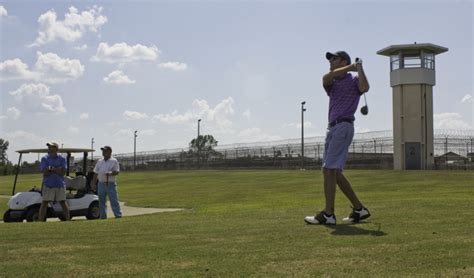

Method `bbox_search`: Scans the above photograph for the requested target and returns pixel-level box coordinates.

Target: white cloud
[237,128,282,142]
[355,127,371,133]
[4,130,48,147]
[461,94,472,104]
[74,44,88,50]
[103,70,136,84]
[242,109,251,120]
[159,62,187,71]
[31,6,107,47]
[113,129,133,140]
[79,113,89,120]
[0,59,36,81]
[434,113,472,130]
[68,126,79,133]
[123,110,148,120]
[0,52,84,83]
[282,121,313,129]
[92,42,160,64]
[0,5,7,17]
[141,129,157,136]
[154,97,235,128]
[6,107,21,120]
[34,52,84,83]
[153,110,195,124]
[9,83,66,114]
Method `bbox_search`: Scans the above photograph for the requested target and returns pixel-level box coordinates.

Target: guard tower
[377,43,448,170]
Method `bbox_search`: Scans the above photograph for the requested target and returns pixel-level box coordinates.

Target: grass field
[1,170,473,276]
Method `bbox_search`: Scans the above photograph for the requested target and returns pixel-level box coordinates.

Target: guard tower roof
[377,43,448,56]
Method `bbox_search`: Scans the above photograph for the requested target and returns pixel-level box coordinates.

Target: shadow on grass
[326,222,387,237]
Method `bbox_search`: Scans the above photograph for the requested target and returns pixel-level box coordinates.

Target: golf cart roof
[17,148,95,154]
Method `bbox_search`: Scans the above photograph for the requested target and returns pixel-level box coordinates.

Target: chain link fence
[112,130,473,171]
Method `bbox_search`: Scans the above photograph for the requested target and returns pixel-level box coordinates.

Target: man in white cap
[39,142,70,221]
[91,145,122,219]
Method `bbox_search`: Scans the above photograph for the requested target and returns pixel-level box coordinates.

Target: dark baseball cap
[100,145,112,152]
[326,51,351,64]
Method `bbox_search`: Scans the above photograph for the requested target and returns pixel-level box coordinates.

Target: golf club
[361,93,368,115]
[355,57,369,116]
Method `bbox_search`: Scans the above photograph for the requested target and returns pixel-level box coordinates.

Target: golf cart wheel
[86,201,100,220]
[3,210,22,223]
[25,207,40,222]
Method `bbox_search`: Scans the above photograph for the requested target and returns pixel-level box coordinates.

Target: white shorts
[42,186,66,202]
[323,122,355,171]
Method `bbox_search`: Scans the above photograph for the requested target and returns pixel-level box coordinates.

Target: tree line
[0,138,15,175]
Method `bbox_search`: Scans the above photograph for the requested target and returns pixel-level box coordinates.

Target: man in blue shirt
[38,142,70,221]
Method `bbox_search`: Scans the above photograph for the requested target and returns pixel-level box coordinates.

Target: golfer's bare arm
[357,64,369,93]
[322,64,356,89]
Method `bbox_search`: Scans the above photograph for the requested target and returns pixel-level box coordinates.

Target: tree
[189,135,219,162]
[0,138,9,165]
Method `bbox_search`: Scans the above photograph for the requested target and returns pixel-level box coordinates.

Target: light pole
[91,138,95,162]
[134,130,138,170]
[198,119,202,138]
[301,101,306,170]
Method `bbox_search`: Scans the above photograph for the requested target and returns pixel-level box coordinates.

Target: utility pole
[301,101,306,170]
[134,130,138,170]
[91,138,94,162]
[198,119,202,138]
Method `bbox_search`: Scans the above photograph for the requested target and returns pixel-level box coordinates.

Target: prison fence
[112,129,473,171]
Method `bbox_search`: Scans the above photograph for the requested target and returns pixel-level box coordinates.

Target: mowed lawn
[0,170,473,276]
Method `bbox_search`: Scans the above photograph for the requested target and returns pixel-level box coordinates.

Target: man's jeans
[97,182,122,219]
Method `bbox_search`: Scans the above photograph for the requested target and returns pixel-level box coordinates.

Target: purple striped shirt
[325,73,361,123]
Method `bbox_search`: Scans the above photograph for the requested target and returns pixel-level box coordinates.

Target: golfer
[39,142,70,221]
[305,51,371,225]
[91,146,122,219]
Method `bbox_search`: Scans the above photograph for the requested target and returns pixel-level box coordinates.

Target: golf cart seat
[65,176,86,191]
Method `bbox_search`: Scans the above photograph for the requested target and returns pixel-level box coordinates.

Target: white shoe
[342,207,371,223]
[304,211,336,225]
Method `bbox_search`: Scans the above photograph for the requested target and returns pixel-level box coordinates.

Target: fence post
[287,145,291,168]
[317,144,321,162]
[445,136,448,167]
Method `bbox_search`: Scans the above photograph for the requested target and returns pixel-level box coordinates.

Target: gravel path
[1,195,186,222]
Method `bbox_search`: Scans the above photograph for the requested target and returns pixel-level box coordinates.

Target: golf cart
[3,148,99,222]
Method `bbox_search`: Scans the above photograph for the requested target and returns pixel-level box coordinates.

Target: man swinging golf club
[304,50,371,225]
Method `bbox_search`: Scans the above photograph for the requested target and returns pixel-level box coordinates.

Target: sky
[1,0,473,163]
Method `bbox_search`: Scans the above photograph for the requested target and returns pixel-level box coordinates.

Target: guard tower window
[424,53,435,70]
[390,55,400,71]
[402,54,422,68]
